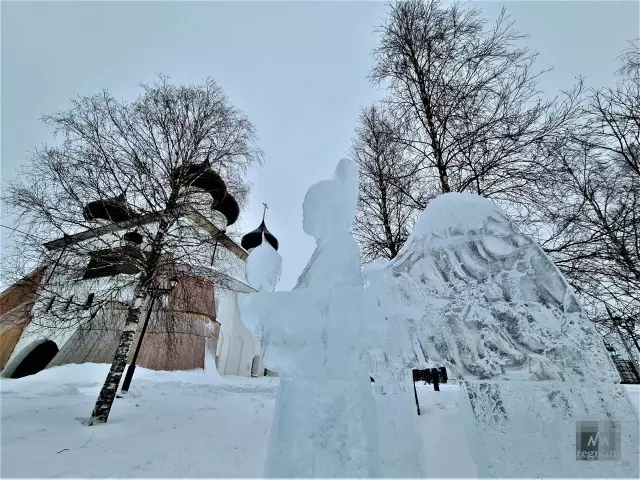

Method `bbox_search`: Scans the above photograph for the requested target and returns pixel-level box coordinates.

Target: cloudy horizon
[2,0,638,290]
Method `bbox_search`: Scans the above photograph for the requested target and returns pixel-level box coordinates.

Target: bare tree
[351,105,415,262]
[535,41,640,354]
[3,76,262,424]
[370,0,571,210]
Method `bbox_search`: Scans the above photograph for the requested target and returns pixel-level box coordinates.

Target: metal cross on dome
[262,202,268,221]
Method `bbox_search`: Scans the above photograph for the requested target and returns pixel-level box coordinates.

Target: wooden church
[0,163,279,381]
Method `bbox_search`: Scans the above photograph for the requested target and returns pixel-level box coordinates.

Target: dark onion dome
[241,220,279,251]
[214,193,240,226]
[123,230,143,245]
[83,193,138,223]
[172,160,227,203]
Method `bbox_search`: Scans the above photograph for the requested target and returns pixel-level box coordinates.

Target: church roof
[172,160,227,204]
[83,193,138,223]
[215,193,240,226]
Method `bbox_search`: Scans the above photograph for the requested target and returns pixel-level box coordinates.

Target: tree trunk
[409,49,450,194]
[88,210,175,425]
[88,297,144,425]
[379,182,398,259]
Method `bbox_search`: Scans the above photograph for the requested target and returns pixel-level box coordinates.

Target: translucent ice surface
[238,159,380,478]
[363,192,637,478]
[366,192,618,382]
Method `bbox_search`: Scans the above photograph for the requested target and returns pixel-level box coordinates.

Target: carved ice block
[459,380,639,478]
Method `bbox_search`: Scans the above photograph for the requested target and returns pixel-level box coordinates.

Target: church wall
[3,249,221,376]
[214,288,236,375]
[214,287,261,377]
[1,211,256,378]
[169,275,216,321]
[45,302,220,371]
[0,267,47,370]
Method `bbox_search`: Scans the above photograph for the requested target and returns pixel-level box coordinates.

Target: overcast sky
[2,0,638,291]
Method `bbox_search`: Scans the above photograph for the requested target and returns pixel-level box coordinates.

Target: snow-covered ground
[1,364,638,478]
[0,364,477,478]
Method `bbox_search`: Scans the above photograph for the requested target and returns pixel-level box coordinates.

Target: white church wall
[3,227,146,377]
[214,288,235,375]
[214,285,261,377]
[235,318,260,377]
[3,267,138,377]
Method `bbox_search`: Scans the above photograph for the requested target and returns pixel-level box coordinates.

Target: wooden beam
[42,206,247,262]
[43,210,169,251]
[183,206,248,261]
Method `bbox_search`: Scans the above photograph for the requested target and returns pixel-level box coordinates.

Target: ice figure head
[302,158,359,242]
[245,234,282,292]
[241,158,367,377]
[295,158,362,289]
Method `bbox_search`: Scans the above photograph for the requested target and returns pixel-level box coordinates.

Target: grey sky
[1,1,638,291]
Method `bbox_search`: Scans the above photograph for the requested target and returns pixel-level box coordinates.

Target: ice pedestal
[266,376,380,478]
[372,374,424,478]
[459,380,640,478]
[241,284,381,478]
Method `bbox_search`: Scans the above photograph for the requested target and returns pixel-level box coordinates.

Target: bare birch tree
[3,76,262,424]
[351,105,416,262]
[535,41,640,353]
[370,0,570,209]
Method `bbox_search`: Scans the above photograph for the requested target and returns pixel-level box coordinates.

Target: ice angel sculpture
[364,192,639,478]
[239,159,380,478]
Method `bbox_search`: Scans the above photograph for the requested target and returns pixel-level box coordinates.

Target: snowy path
[1,364,637,478]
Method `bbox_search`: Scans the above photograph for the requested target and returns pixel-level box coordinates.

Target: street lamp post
[121,276,179,392]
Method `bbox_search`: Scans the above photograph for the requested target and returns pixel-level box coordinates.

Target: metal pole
[210,235,220,266]
[431,368,440,391]
[121,290,157,392]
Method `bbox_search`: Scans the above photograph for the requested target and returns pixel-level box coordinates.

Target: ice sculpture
[363,262,425,477]
[245,235,282,293]
[239,159,380,478]
[365,192,639,478]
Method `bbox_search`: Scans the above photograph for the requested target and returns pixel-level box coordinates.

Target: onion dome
[123,230,143,245]
[83,193,137,223]
[241,204,278,251]
[172,160,227,203]
[241,220,278,251]
[214,193,240,227]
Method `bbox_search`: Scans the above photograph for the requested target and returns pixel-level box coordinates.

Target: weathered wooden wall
[169,275,216,320]
[49,302,219,371]
[4,269,219,373]
[0,267,47,369]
